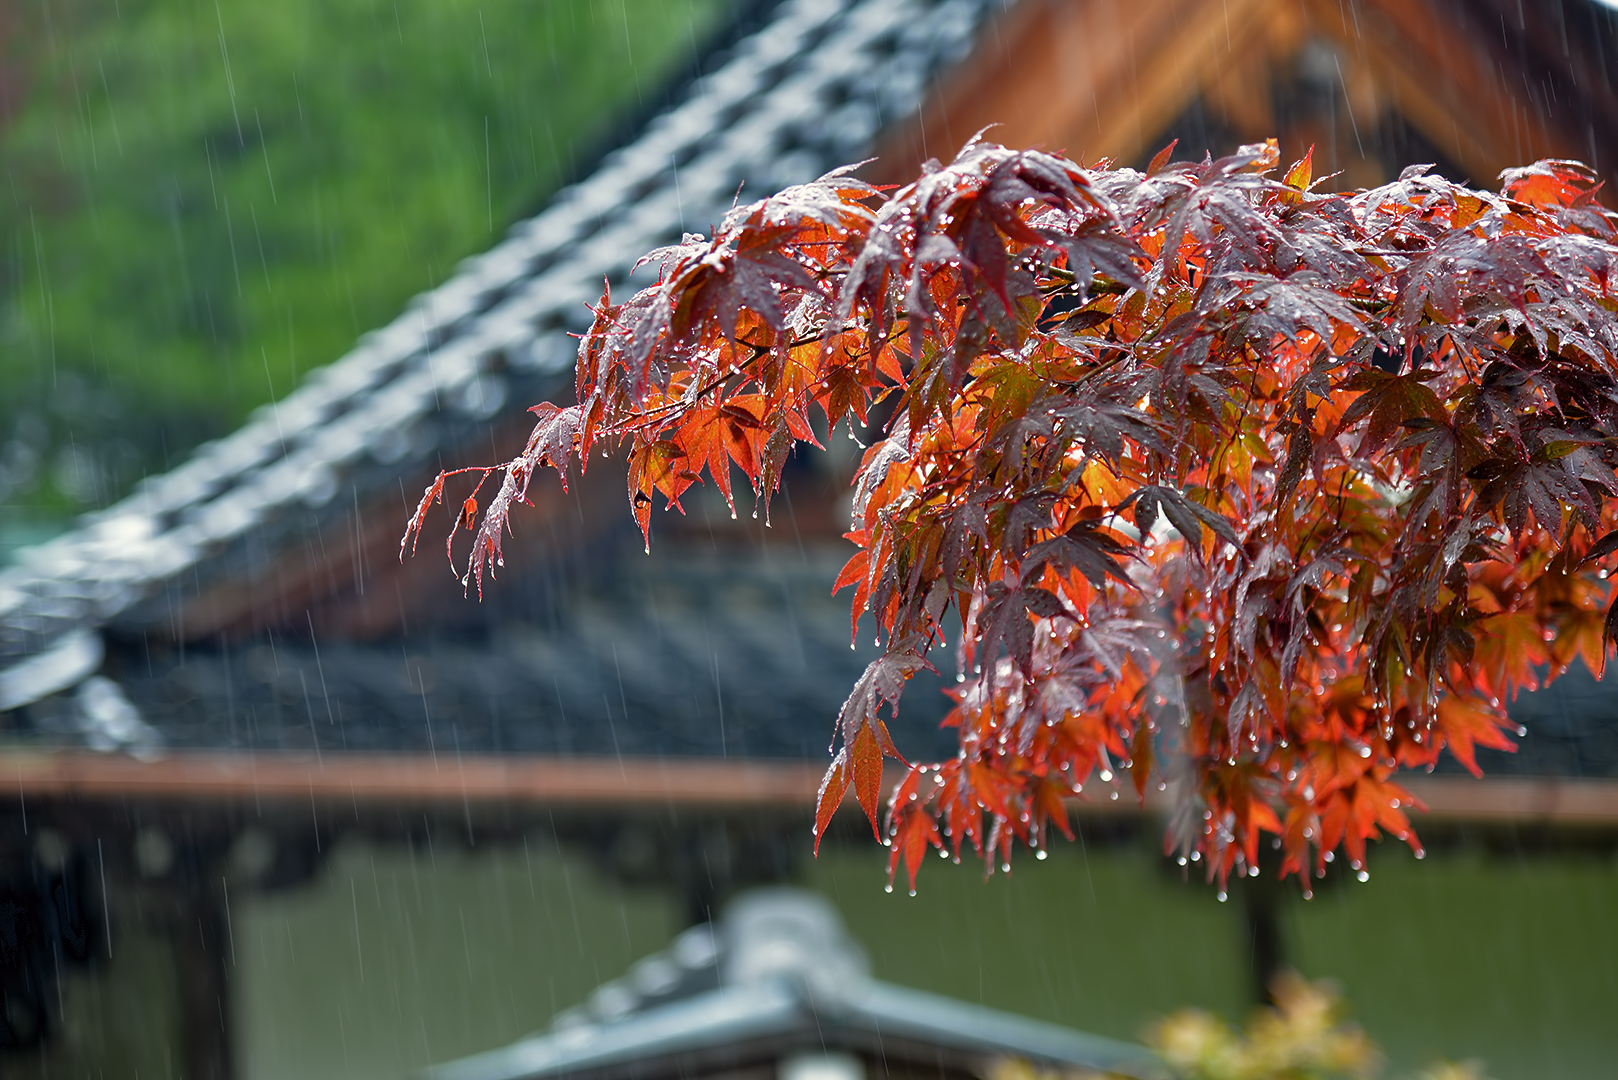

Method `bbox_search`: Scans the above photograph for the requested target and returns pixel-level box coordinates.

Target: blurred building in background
[426,890,1157,1080]
[0,2,1615,1079]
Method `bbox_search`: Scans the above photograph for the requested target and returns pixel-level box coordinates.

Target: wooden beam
[1399,775,1618,829]
[0,750,829,807]
[1066,775,1618,830]
[875,0,1284,178]
[3,750,1617,828]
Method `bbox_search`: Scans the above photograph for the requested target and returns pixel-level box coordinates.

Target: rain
[0,2,1615,1080]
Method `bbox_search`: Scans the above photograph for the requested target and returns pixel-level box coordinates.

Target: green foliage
[994,976,1490,1080]
[1145,975,1379,1080]
[1141,976,1497,1080]
[0,0,727,543]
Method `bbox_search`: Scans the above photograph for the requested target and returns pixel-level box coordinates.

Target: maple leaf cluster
[403,134,1618,894]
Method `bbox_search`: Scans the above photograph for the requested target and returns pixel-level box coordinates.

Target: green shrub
[0,0,726,547]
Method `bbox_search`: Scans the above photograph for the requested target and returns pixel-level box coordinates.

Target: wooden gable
[879,0,1618,190]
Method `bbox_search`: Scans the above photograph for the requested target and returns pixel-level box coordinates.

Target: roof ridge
[427,887,1160,1080]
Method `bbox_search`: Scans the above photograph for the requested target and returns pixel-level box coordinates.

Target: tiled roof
[10,531,1610,781]
[19,544,961,761]
[0,0,1003,703]
[427,888,1161,1080]
[0,0,1613,784]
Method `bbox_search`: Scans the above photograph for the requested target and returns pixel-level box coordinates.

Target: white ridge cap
[0,629,103,711]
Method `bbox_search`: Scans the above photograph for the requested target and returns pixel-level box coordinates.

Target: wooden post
[172,880,233,1080]
[1238,844,1289,1006]
[1240,875,1285,1006]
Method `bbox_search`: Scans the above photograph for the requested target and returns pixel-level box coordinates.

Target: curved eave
[425,978,1162,1080]
[849,980,1160,1075]
[427,982,807,1080]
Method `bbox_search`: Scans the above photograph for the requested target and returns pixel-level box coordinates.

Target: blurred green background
[0,0,728,558]
[17,834,1618,1080]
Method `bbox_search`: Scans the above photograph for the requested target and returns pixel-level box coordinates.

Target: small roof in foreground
[427,889,1160,1080]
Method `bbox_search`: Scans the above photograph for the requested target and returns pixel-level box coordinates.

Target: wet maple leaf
[415,135,1618,892]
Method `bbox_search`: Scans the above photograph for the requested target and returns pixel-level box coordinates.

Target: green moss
[0,0,727,538]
